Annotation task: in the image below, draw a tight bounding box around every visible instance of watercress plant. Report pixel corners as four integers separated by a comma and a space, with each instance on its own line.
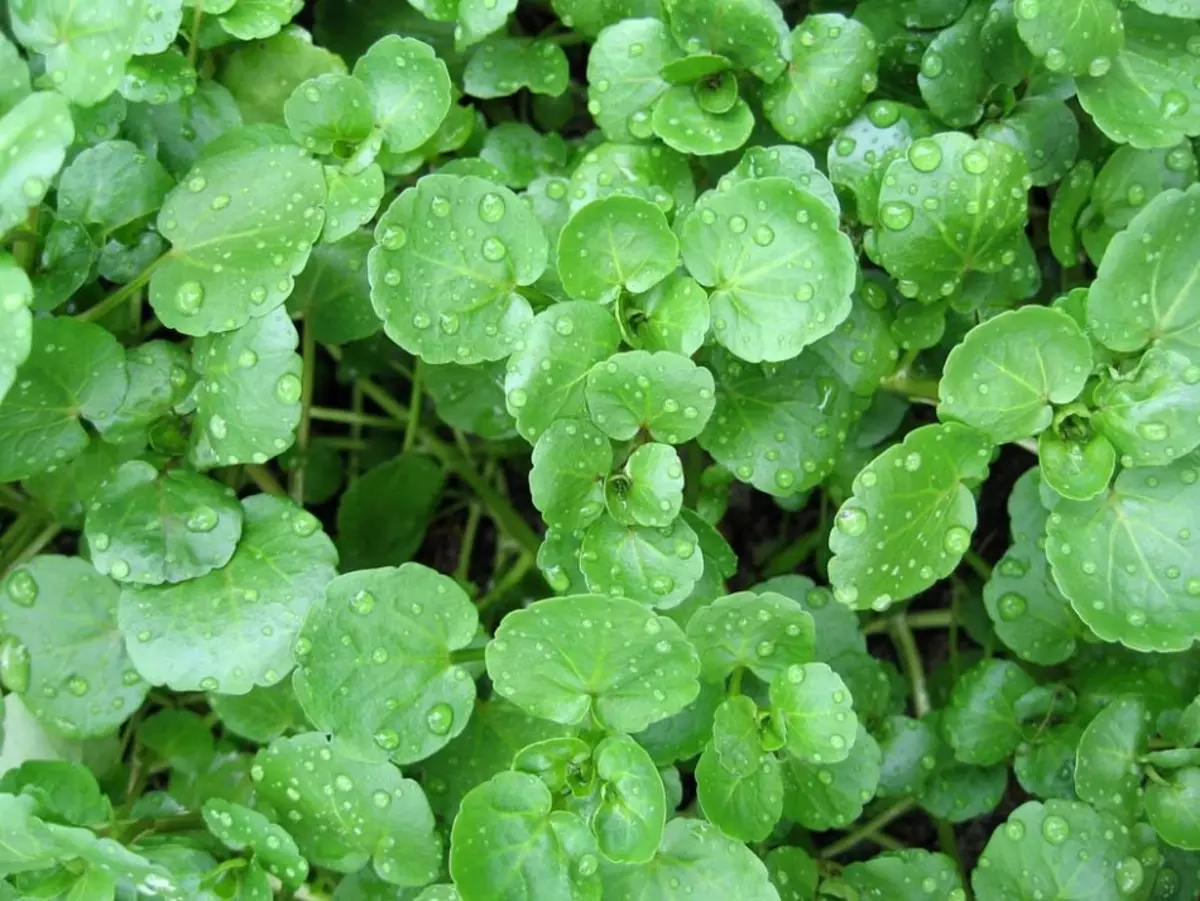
1, 0, 1200, 899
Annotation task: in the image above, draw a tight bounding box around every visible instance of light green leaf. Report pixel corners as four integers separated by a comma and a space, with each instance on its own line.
979, 97, 1081, 187
1037, 429, 1117, 503
486, 594, 700, 733
983, 536, 1082, 666
458, 0, 518, 48
133, 0, 184, 56
218, 0, 298, 40
586, 18, 681, 144
1049, 162, 1094, 267
0, 317, 127, 483
209, 680, 307, 744
321, 164, 384, 244
942, 659, 1035, 766
1014, 723, 1082, 802
370, 174, 544, 364
584, 350, 715, 444
769, 663, 857, 766
83, 461, 242, 585
202, 798, 308, 889
551, 0, 662, 38
696, 696, 782, 843
1074, 696, 1151, 820
188, 308, 303, 468
294, 563, 477, 765
1014, 0, 1123, 77
591, 734, 667, 862
464, 38, 568, 99
283, 73, 374, 155
0, 794, 62, 875
120, 49, 197, 105
352, 36, 451, 154
253, 732, 441, 883
721, 144, 841, 220
480, 122, 569, 189
0, 34, 31, 116
57, 140, 173, 235
876, 715, 941, 799
781, 723, 880, 831
829, 422, 993, 611
1, 556, 148, 737
218, 26, 343, 126
1147, 768, 1200, 850
449, 771, 599, 901
152, 142, 324, 336
664, 0, 788, 81
287, 233, 381, 345
579, 514, 704, 609
1093, 348, 1200, 467
651, 85, 754, 157
686, 591, 815, 684
834, 850, 965, 901
763, 14, 879, 144
627, 274, 711, 357
918, 1, 990, 127
558, 197, 679, 304
0, 254, 32, 407
424, 359, 516, 440
119, 494, 337, 693
0, 93, 74, 236
567, 143, 695, 218
606, 442, 684, 528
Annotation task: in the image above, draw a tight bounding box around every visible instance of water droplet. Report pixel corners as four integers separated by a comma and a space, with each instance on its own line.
756, 640, 775, 657
351, 589, 376, 615
962, 149, 990, 175
0, 637, 31, 694
880, 201, 914, 231
276, 373, 302, 405
335, 774, 354, 791
67, 676, 89, 696
187, 175, 207, 192
439, 313, 461, 335
577, 854, 599, 877
903, 452, 922, 472
787, 664, 806, 684
1162, 90, 1190, 119
998, 593, 1026, 621
1088, 56, 1111, 77
431, 195, 452, 217
238, 350, 258, 368
379, 225, 407, 251
372, 790, 391, 808
175, 282, 204, 316
110, 559, 131, 580
729, 215, 748, 234
507, 388, 528, 409
374, 728, 400, 751
753, 224, 775, 246
1044, 47, 1067, 71
186, 506, 219, 533
1041, 814, 1069, 844
482, 237, 507, 261
835, 506, 868, 537
291, 512, 319, 537
1005, 819, 1026, 840
908, 139, 943, 173
210, 194, 231, 211
5, 570, 38, 607
478, 192, 506, 223
426, 703, 454, 735
920, 52, 944, 78
1115, 857, 1145, 895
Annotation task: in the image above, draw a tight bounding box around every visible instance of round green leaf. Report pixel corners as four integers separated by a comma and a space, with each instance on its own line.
0, 556, 148, 737
0, 317, 127, 483
939, 307, 1092, 444
979, 97, 1080, 187
152, 142, 325, 337
685, 590, 816, 684
836, 850, 965, 901
664, 0, 788, 81
0, 33, 31, 115
829, 422, 993, 612
188, 308, 303, 468
983, 538, 1082, 666
942, 659, 1035, 766
486, 594, 700, 733
202, 799, 308, 889
478, 123, 568, 189
1014, 0, 1123, 77
631, 679, 722, 767
870, 133, 1029, 302
551, 0, 663, 38
627, 274, 711, 357
100, 339, 192, 447
84, 462, 242, 586
119, 494, 337, 694
425, 359, 516, 440
283, 73, 374, 155
1074, 696, 1151, 820
918, 1, 990, 128
586, 19, 681, 144
1046, 457, 1200, 652
253, 732, 441, 884
699, 349, 869, 498
584, 350, 715, 444
974, 799, 1158, 901
1049, 162, 1095, 267
579, 514, 704, 609
334, 454, 443, 571
769, 662, 857, 765
208, 680, 307, 744
450, 771, 599, 901
505, 301, 621, 443
919, 716, 1008, 823
607, 443, 684, 529
558, 197, 679, 304
1093, 348, 1200, 467
780, 723, 880, 831
1147, 768, 1200, 850
120, 49, 196, 106
56, 140, 174, 236
591, 734, 667, 863
370, 174, 544, 365
763, 15, 880, 144
695, 697, 782, 843
21, 437, 137, 529
681, 176, 856, 363
294, 563, 478, 765
1014, 723, 1082, 802
464, 38, 568, 99
0, 254, 33, 406
1037, 430, 1116, 503
530, 420, 611, 532
287, 233, 381, 346
352, 35, 452, 154
876, 714, 940, 799
0, 92, 74, 245
1077, 10, 1200, 150
722, 144, 841, 220
567, 143, 695, 218
650, 85, 754, 157
322, 164, 385, 244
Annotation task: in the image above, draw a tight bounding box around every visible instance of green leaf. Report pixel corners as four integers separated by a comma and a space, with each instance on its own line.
31, 219, 97, 314
480, 123, 568, 189
218, 26, 342, 126
335, 454, 444, 570
765, 847, 819, 901
1, 556, 147, 737
505, 301, 622, 443
486, 594, 700, 733
0, 794, 61, 875
631, 679, 722, 767
974, 799, 1158, 901
253, 732, 441, 883
1074, 696, 1151, 820
686, 591, 816, 684
829, 422, 993, 612
699, 349, 869, 498
627, 274, 711, 357
567, 143, 695, 219
370, 174, 544, 364
664, 0, 788, 81
0, 760, 110, 827
551, 0, 662, 38
695, 697, 782, 842
1077, 9, 1200, 150
1093, 348, 1200, 467
606, 442, 684, 529
1014, 0, 1123, 77
283, 73, 374, 155
918, 726, 1008, 823
591, 734, 667, 862
769, 662, 857, 765
983, 535, 1082, 666
578, 514, 704, 608
0, 33, 31, 116
763, 14, 880, 144
0, 317, 127, 484
188, 308, 303, 468
57, 140, 174, 235
1037, 429, 1117, 503
979, 97, 1080, 187
558, 197, 679, 304
202, 799, 308, 888
464, 38, 568, 99
876, 715, 940, 799
1014, 723, 1082, 802
1049, 162, 1095, 267
681, 176, 855, 363
209, 680, 307, 743
294, 563, 475, 766
287, 233, 381, 345
152, 143, 324, 336
449, 771, 599, 901
586, 18, 681, 144
650, 85, 755, 157
722, 144, 841, 220
0, 92, 74, 239
939, 307, 1092, 444
120, 49, 199, 106
322, 164, 385, 244
218, 0, 298, 40
780, 723, 880, 830
1148, 768, 1200, 850
918, 1, 990, 128
869, 133, 1029, 302
809, 292, 900, 397
1046, 456, 1200, 652
835, 850, 965, 901
424, 359, 515, 440
942, 659, 1035, 766
352, 36, 451, 154
584, 350, 715, 444
83, 462, 242, 586
0, 254, 32, 407
119, 494, 337, 693
598, 817, 779, 900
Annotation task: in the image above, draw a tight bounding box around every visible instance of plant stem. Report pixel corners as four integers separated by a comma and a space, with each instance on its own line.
880, 371, 940, 404
888, 614, 931, 718
187, 0, 204, 67
763, 529, 824, 578
0, 522, 60, 578
820, 799, 916, 858
935, 818, 963, 875
728, 667, 745, 696
245, 464, 286, 497
14, 207, 39, 273
456, 500, 483, 585
309, 407, 405, 431
403, 358, 423, 454
451, 646, 487, 664
291, 318, 317, 505
477, 551, 535, 612
862, 608, 954, 636
76, 255, 166, 323
961, 548, 992, 581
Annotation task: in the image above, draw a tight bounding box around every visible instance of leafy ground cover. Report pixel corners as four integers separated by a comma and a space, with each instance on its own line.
2, 0, 1200, 899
